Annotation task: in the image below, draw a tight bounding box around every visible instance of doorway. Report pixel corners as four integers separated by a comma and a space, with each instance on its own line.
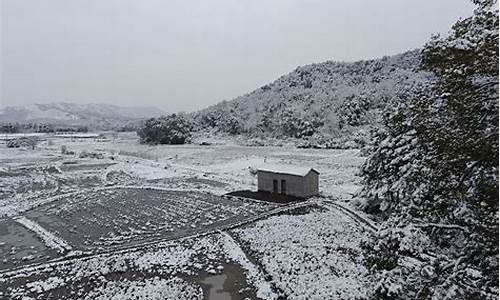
273, 180, 278, 193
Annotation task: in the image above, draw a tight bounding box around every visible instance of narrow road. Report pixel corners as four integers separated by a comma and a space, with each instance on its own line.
319, 199, 378, 234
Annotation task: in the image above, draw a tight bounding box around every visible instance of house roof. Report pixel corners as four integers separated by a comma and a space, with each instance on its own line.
257, 165, 319, 177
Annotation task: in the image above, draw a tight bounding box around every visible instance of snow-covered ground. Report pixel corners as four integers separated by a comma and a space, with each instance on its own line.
0, 133, 374, 299
233, 205, 371, 299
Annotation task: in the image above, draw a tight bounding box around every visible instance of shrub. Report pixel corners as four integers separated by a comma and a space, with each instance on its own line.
137, 114, 193, 145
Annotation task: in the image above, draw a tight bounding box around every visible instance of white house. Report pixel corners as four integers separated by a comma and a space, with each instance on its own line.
257, 165, 319, 198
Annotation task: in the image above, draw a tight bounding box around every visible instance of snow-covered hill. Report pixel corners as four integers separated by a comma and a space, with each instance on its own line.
192, 50, 432, 146
0, 103, 164, 130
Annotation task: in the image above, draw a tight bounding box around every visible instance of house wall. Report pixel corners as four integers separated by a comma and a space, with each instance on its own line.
303, 172, 319, 196
257, 170, 319, 198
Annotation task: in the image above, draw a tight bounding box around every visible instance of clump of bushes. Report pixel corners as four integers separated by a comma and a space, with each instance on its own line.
6, 137, 38, 149
79, 150, 104, 159
137, 114, 193, 145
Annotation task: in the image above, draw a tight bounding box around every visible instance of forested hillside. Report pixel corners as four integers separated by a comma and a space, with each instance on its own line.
192, 50, 431, 147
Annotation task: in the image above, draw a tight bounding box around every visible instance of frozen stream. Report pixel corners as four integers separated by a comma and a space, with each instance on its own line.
201, 274, 231, 300
194, 263, 254, 300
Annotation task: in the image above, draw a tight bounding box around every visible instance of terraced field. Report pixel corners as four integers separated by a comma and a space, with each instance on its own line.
24, 187, 278, 249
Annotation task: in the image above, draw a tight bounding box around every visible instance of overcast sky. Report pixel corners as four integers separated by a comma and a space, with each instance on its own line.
1, 0, 474, 112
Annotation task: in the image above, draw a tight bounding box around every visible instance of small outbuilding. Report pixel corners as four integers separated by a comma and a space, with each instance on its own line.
257, 165, 319, 198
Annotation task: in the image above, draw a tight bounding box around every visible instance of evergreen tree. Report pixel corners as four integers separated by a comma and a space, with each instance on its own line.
360, 1, 498, 298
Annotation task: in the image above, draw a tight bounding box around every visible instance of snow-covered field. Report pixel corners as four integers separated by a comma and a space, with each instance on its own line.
0, 133, 374, 299
233, 205, 371, 299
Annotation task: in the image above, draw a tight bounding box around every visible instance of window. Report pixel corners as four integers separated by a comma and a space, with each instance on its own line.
273, 180, 278, 193
281, 180, 286, 194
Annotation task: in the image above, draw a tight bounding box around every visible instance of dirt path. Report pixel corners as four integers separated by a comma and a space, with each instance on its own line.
319, 199, 378, 233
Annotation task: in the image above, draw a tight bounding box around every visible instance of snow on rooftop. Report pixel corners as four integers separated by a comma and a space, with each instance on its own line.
256, 165, 318, 176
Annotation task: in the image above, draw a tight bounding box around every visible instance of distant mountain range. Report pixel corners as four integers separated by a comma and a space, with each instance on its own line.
0, 103, 164, 130
192, 49, 432, 146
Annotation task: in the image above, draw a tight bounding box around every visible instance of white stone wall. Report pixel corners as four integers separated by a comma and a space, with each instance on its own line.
304, 171, 319, 196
